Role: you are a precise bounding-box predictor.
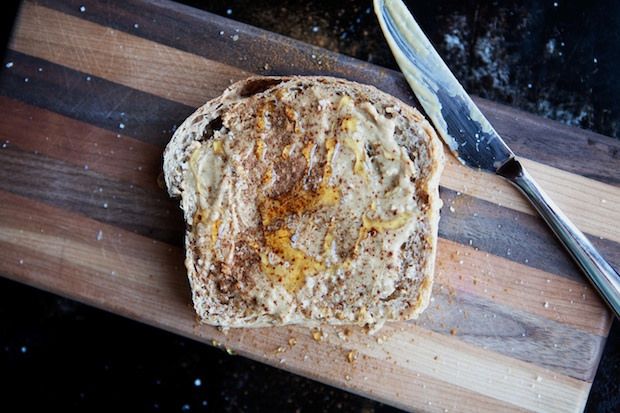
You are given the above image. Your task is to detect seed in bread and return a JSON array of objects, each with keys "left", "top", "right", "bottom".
[{"left": 163, "top": 76, "right": 444, "bottom": 328}]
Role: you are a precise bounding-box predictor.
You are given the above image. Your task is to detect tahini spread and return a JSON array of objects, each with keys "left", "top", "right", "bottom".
[{"left": 184, "top": 86, "right": 421, "bottom": 324}]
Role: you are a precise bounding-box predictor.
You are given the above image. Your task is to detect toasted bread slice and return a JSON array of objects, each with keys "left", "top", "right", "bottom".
[{"left": 163, "top": 76, "right": 444, "bottom": 328}]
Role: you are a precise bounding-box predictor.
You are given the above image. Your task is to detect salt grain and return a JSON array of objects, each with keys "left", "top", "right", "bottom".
[
  {"left": 79, "top": 5, "right": 86, "bottom": 12},
  {"left": 96, "top": 229, "right": 103, "bottom": 241},
  {"left": 5, "top": 62, "right": 13, "bottom": 69},
  {"left": 194, "top": 378, "right": 202, "bottom": 387},
  {"left": 119, "top": 123, "right": 125, "bottom": 129},
  {"left": 134, "top": 23, "right": 139, "bottom": 29},
  {"left": 232, "top": 34, "right": 239, "bottom": 41},
  {"left": 543, "top": 301, "right": 549, "bottom": 308}
]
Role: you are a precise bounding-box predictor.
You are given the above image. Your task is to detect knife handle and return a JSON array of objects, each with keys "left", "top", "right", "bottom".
[{"left": 498, "top": 158, "right": 620, "bottom": 318}]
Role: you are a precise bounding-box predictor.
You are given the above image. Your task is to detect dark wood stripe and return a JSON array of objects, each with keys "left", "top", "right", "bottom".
[
  {"left": 420, "top": 288, "right": 606, "bottom": 381},
  {"left": 439, "top": 188, "right": 619, "bottom": 281},
  {"left": 0, "top": 146, "right": 183, "bottom": 246},
  {"left": 38, "top": 0, "right": 620, "bottom": 186},
  {"left": 0, "top": 95, "right": 162, "bottom": 192},
  {"left": 0, "top": 50, "right": 194, "bottom": 147}
]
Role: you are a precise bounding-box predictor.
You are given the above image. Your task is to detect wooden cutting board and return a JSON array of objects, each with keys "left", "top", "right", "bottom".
[{"left": 1, "top": 1, "right": 619, "bottom": 411}]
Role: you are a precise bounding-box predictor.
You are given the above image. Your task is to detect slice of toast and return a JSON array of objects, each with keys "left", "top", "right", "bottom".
[{"left": 163, "top": 76, "right": 444, "bottom": 328}]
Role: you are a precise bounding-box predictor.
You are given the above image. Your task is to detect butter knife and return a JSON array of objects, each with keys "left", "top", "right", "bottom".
[{"left": 374, "top": 0, "right": 620, "bottom": 318}]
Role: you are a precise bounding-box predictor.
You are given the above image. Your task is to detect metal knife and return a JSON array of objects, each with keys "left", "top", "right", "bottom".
[{"left": 374, "top": 0, "right": 620, "bottom": 318}]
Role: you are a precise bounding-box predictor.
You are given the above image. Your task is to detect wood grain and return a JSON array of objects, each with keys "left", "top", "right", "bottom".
[
  {"left": 10, "top": 2, "right": 620, "bottom": 245},
  {"left": 1, "top": 1, "right": 618, "bottom": 411},
  {"left": 0, "top": 190, "right": 591, "bottom": 413}
]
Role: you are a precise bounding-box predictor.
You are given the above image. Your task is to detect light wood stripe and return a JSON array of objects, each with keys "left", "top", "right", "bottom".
[
  {"left": 11, "top": 2, "right": 620, "bottom": 245},
  {"left": 12, "top": 2, "right": 251, "bottom": 106},
  {"left": 0, "top": 95, "right": 608, "bottom": 336},
  {"left": 0, "top": 189, "right": 590, "bottom": 412}
]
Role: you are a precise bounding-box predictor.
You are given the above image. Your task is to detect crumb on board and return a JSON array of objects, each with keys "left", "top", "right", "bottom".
[
  {"left": 450, "top": 328, "right": 457, "bottom": 336},
  {"left": 275, "top": 346, "right": 286, "bottom": 354},
  {"left": 311, "top": 328, "right": 323, "bottom": 342},
  {"left": 346, "top": 350, "right": 358, "bottom": 364},
  {"left": 288, "top": 337, "right": 297, "bottom": 347}
]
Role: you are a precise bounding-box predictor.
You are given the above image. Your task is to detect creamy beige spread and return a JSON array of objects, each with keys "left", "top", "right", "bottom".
[{"left": 183, "top": 86, "right": 421, "bottom": 325}]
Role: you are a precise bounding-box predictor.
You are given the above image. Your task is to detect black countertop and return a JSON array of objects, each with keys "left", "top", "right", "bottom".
[{"left": 1, "top": 0, "right": 618, "bottom": 412}]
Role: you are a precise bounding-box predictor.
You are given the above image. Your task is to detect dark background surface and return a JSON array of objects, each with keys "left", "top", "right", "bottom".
[{"left": 1, "top": 0, "right": 618, "bottom": 412}]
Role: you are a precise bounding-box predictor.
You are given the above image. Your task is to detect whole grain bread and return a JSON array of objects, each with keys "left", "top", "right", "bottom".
[{"left": 163, "top": 76, "right": 444, "bottom": 329}]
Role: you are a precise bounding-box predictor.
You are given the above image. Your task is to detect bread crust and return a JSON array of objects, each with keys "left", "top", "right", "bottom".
[{"left": 163, "top": 76, "right": 444, "bottom": 328}]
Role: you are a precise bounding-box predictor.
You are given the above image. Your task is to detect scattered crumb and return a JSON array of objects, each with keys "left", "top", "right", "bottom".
[
  {"left": 311, "top": 328, "right": 323, "bottom": 342},
  {"left": 536, "top": 375, "right": 543, "bottom": 383},
  {"left": 279, "top": 358, "right": 286, "bottom": 364},
  {"left": 433, "top": 355, "right": 439, "bottom": 361},
  {"left": 79, "top": 5, "right": 85, "bottom": 13},
  {"left": 288, "top": 337, "right": 297, "bottom": 347},
  {"left": 543, "top": 301, "right": 549, "bottom": 308},
  {"left": 119, "top": 123, "right": 125, "bottom": 129},
  {"left": 275, "top": 346, "right": 286, "bottom": 354},
  {"left": 345, "top": 374, "right": 351, "bottom": 381},
  {"left": 232, "top": 34, "right": 239, "bottom": 41},
  {"left": 346, "top": 350, "right": 358, "bottom": 364},
  {"left": 96, "top": 229, "right": 103, "bottom": 241},
  {"left": 225, "top": 347, "right": 235, "bottom": 355},
  {"left": 450, "top": 328, "right": 457, "bottom": 336},
  {"left": 263, "top": 63, "right": 270, "bottom": 71},
  {"left": 5, "top": 61, "right": 13, "bottom": 68},
  {"left": 134, "top": 23, "right": 139, "bottom": 29},
  {"left": 449, "top": 206, "right": 456, "bottom": 213}
]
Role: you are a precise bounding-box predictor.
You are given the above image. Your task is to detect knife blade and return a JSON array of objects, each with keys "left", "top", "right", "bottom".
[
  {"left": 374, "top": 0, "right": 514, "bottom": 173},
  {"left": 374, "top": 0, "right": 620, "bottom": 318}
]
